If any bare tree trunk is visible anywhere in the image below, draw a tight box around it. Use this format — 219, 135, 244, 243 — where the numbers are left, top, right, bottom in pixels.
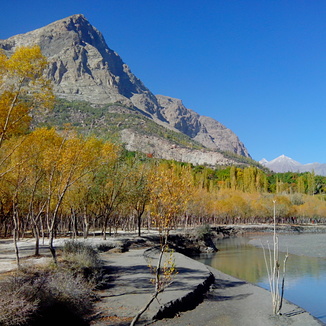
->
13, 211, 20, 269
130, 290, 161, 326
30, 209, 45, 256
31, 222, 40, 256
137, 213, 142, 237
262, 200, 289, 315
83, 206, 89, 239
40, 215, 45, 245
130, 234, 171, 326
48, 228, 57, 264
102, 216, 108, 240
71, 208, 78, 240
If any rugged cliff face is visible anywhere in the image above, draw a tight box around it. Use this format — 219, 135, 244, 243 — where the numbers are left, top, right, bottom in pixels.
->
156, 95, 249, 157
0, 14, 251, 165
120, 129, 233, 166
0, 14, 151, 107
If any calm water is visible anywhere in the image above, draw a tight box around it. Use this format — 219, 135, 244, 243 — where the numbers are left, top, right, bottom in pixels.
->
195, 235, 326, 324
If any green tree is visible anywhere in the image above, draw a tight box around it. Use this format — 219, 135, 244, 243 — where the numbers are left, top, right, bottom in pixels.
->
307, 171, 316, 195
297, 175, 306, 194
230, 166, 237, 190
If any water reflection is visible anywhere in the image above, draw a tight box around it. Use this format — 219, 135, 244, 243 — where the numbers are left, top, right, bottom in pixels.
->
194, 236, 326, 324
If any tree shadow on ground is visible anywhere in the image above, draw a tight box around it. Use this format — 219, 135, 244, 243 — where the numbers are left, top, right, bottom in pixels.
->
282, 308, 306, 317
31, 303, 89, 326
97, 263, 154, 296
208, 292, 253, 301
212, 278, 246, 289
206, 278, 252, 302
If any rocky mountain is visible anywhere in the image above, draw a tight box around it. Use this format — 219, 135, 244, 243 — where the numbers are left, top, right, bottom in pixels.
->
260, 155, 326, 176
156, 95, 249, 156
0, 14, 251, 165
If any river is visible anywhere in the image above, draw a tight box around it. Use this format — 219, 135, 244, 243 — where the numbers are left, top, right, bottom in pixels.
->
195, 233, 326, 324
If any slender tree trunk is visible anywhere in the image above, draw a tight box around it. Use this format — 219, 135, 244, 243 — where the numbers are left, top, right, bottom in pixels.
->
130, 234, 171, 326
40, 216, 45, 245
102, 216, 108, 240
71, 209, 77, 240
31, 210, 45, 256
34, 229, 40, 256
130, 290, 161, 326
31, 222, 40, 256
12, 195, 21, 269
83, 206, 89, 239
13, 212, 20, 269
137, 214, 142, 237
48, 227, 57, 264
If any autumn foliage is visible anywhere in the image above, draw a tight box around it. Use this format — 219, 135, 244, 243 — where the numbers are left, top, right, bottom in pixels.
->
0, 46, 326, 246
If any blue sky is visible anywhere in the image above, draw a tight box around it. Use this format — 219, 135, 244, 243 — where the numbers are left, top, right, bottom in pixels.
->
1, 0, 325, 164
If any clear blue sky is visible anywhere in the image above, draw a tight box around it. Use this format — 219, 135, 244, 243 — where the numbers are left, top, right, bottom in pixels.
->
1, 0, 326, 164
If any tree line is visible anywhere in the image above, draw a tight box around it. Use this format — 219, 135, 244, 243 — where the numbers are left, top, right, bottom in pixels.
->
194, 165, 326, 195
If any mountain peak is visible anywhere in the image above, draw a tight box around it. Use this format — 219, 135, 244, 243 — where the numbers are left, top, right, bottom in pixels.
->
49, 14, 87, 26
0, 15, 252, 164
260, 155, 301, 173
260, 155, 326, 176
270, 155, 301, 165
259, 158, 268, 165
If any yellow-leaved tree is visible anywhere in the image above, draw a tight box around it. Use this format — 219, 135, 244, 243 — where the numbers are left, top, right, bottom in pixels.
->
131, 162, 194, 326
42, 131, 116, 262
0, 45, 54, 147
0, 46, 54, 267
149, 163, 193, 234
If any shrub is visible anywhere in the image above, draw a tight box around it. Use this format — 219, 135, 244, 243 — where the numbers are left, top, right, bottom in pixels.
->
41, 269, 94, 315
63, 241, 101, 268
0, 273, 41, 326
0, 295, 37, 326
290, 193, 305, 206
195, 224, 212, 240
62, 240, 103, 286
0, 242, 103, 325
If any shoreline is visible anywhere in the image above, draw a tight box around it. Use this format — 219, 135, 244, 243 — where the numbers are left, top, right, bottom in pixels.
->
149, 261, 324, 326
150, 256, 324, 326
0, 227, 325, 325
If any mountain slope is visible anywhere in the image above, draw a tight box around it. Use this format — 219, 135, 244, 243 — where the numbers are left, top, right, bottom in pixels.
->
156, 95, 249, 156
0, 14, 251, 165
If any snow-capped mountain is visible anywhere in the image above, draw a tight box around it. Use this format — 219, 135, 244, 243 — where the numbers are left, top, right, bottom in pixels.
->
260, 155, 326, 176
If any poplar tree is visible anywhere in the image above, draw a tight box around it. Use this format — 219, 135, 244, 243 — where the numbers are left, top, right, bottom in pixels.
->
0, 46, 54, 147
